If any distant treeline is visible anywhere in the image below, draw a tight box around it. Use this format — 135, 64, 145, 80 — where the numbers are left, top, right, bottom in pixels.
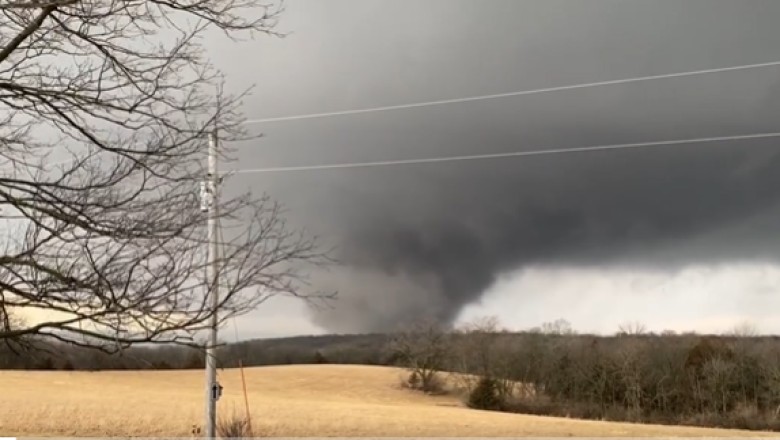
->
6, 323, 780, 430
462, 332, 780, 430
386, 320, 780, 431
0, 333, 392, 370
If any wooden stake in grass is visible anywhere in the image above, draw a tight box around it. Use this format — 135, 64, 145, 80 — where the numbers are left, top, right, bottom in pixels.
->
239, 360, 252, 436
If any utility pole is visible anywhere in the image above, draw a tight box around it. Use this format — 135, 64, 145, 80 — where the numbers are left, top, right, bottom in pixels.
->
202, 129, 222, 439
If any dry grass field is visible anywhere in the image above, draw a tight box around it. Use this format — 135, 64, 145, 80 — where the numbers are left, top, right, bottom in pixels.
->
0, 364, 776, 437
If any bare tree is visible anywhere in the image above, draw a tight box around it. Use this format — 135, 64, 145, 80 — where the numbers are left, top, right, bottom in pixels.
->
387, 317, 451, 393
452, 316, 515, 401
702, 356, 736, 413
0, 306, 26, 353
617, 321, 647, 336
614, 338, 647, 419
0, 0, 331, 351
727, 321, 759, 338
539, 318, 575, 336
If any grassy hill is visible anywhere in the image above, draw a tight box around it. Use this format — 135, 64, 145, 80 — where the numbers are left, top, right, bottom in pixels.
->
0, 364, 775, 437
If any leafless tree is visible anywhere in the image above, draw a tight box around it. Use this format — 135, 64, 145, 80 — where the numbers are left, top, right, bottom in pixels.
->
614, 338, 646, 418
702, 356, 736, 413
727, 321, 759, 338
452, 316, 516, 400
387, 317, 451, 393
617, 321, 647, 336
538, 318, 575, 335
0, 0, 331, 352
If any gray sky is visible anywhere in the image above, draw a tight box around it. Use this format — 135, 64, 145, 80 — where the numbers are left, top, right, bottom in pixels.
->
205, 0, 780, 339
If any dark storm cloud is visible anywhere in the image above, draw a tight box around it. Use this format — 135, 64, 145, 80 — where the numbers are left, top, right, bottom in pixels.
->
214, 0, 780, 332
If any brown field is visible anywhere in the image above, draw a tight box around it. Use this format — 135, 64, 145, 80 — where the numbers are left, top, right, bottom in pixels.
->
0, 364, 775, 437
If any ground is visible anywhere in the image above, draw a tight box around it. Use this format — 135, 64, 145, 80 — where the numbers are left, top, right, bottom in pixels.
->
0, 364, 774, 437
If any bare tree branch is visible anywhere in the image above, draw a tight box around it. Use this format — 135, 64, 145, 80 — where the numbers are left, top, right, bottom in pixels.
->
0, 0, 331, 352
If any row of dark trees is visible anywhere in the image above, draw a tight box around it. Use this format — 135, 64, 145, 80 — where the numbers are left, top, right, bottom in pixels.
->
0, 340, 207, 370
388, 318, 780, 431
0, 333, 391, 370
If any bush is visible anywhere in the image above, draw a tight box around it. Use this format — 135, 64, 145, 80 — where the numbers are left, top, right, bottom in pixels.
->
217, 412, 253, 438
505, 396, 566, 416
679, 404, 780, 431
400, 370, 447, 396
312, 350, 328, 364
468, 377, 503, 410
405, 371, 420, 389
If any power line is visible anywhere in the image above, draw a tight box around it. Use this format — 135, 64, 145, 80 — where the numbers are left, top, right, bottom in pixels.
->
20, 62, 780, 180
230, 131, 780, 175
241, 60, 780, 125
